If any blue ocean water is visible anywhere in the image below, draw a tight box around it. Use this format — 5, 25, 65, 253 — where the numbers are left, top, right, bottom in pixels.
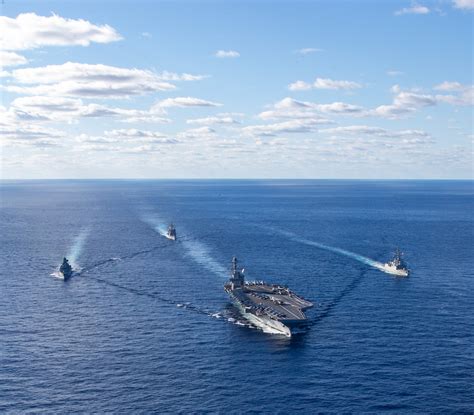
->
0, 180, 472, 413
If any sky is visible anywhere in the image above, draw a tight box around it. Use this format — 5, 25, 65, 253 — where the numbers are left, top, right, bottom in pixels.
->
0, 0, 473, 179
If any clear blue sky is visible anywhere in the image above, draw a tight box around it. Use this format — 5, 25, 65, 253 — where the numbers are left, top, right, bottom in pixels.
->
1, 0, 472, 178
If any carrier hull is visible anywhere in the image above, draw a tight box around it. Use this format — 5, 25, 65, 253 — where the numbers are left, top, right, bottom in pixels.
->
224, 257, 313, 337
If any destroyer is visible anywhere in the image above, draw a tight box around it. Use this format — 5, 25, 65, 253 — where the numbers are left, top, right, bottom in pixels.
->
224, 257, 313, 337
59, 257, 73, 280
165, 224, 177, 241
382, 249, 409, 277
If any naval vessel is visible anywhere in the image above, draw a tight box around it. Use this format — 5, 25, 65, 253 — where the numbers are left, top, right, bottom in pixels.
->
224, 257, 313, 337
59, 257, 73, 280
165, 224, 177, 241
382, 249, 409, 277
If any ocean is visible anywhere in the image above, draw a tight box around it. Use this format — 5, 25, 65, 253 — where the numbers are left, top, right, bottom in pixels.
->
1, 180, 472, 413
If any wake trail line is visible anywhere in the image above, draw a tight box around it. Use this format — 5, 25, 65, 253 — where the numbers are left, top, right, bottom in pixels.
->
84, 274, 225, 320
310, 269, 368, 326
141, 214, 228, 279
68, 227, 91, 269
265, 226, 386, 273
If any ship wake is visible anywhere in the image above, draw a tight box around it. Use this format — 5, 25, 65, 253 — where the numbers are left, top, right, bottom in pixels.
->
140, 214, 168, 238
268, 227, 386, 272
67, 227, 90, 269
181, 239, 228, 278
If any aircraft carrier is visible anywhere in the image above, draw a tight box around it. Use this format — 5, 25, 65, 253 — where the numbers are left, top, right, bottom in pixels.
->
224, 257, 313, 337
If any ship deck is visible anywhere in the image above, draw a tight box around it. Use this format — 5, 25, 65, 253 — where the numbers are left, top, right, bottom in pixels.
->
230, 282, 313, 321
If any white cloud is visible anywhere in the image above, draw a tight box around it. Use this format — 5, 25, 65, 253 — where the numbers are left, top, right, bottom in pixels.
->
0, 121, 64, 147
387, 70, 404, 76
452, 0, 474, 9
0, 13, 122, 51
74, 129, 178, 150
186, 115, 240, 125
258, 97, 364, 120
156, 71, 208, 81
372, 86, 437, 118
105, 129, 176, 143
394, 5, 430, 15
294, 48, 323, 55
242, 118, 329, 137
434, 81, 465, 91
288, 81, 313, 91
320, 125, 431, 140
178, 126, 217, 139
0, 51, 28, 68
7, 96, 171, 123
289, 77, 362, 91
153, 97, 222, 110
6, 62, 180, 98
434, 81, 473, 105
372, 83, 473, 118
215, 50, 240, 58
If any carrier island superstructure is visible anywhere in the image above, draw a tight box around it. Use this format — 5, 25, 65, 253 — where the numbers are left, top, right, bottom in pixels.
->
224, 257, 313, 337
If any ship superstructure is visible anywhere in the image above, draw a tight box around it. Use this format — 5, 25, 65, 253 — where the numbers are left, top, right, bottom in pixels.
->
59, 257, 73, 280
382, 249, 409, 277
166, 224, 177, 241
224, 257, 313, 337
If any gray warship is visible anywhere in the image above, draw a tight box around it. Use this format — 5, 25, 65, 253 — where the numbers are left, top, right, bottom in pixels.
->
382, 248, 409, 277
224, 257, 313, 337
59, 257, 73, 280
166, 224, 177, 241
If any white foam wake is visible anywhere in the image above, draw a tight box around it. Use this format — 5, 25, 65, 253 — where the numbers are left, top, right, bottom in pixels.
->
141, 213, 227, 278
140, 214, 168, 237
181, 239, 228, 278
270, 227, 385, 271
67, 227, 90, 269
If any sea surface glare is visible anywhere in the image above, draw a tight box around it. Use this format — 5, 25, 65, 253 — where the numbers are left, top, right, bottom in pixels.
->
0, 180, 472, 413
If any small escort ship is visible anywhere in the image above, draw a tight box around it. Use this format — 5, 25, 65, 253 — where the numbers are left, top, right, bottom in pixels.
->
165, 224, 177, 241
382, 248, 409, 277
224, 257, 313, 337
59, 257, 73, 280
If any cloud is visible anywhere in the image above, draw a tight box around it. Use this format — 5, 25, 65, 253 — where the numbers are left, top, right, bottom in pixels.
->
105, 129, 177, 143
387, 70, 404, 76
394, 5, 430, 15
156, 71, 208, 81
0, 122, 64, 147
0, 51, 28, 69
153, 96, 222, 110
74, 129, 178, 150
178, 126, 217, 139
258, 97, 365, 120
8, 95, 171, 123
242, 118, 329, 137
186, 115, 240, 125
433, 82, 473, 105
372, 83, 473, 118
452, 0, 474, 9
320, 125, 431, 140
0, 13, 122, 51
6, 62, 182, 98
215, 50, 240, 58
294, 48, 323, 55
434, 81, 465, 91
289, 77, 362, 91
371, 85, 437, 118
